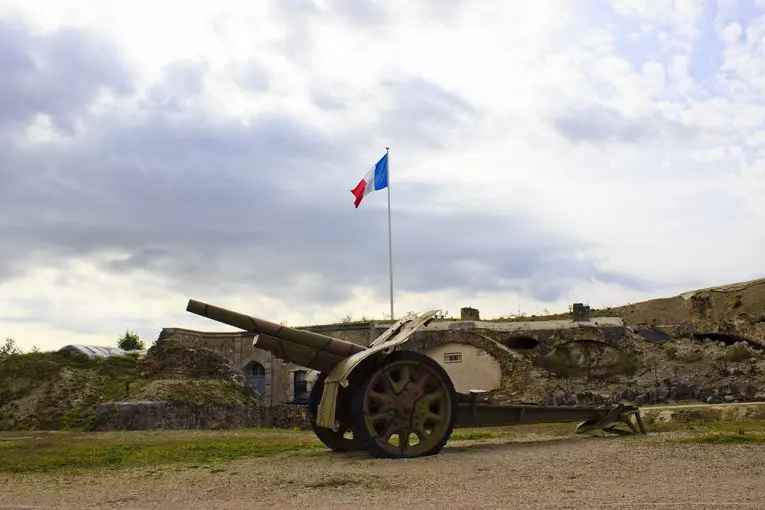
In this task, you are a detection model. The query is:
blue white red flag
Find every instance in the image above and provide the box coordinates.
[350,153,388,208]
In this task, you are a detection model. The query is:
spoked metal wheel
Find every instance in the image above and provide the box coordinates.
[350,350,457,459]
[308,373,360,452]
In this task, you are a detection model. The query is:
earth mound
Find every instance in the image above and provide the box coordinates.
[613,277,765,348]
[136,339,253,391]
[0,341,309,432]
[0,350,144,430]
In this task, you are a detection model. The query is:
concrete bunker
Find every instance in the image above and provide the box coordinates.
[422,341,501,393]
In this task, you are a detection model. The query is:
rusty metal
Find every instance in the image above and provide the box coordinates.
[455,391,645,434]
[185,299,647,459]
[186,299,366,373]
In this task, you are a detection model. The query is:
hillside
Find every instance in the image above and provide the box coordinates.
[0,340,271,431]
[0,350,144,430]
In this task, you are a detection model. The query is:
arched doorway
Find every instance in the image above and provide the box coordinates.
[247,362,266,396]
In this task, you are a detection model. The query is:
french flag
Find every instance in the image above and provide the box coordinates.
[350,153,388,208]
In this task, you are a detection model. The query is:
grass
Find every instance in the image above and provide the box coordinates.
[639,416,765,446]
[0,428,325,473]
[3,417,764,474]
[645,418,765,434]
[672,433,765,444]
[449,431,497,441]
[0,423,563,474]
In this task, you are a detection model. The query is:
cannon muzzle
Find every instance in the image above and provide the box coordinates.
[186,299,366,372]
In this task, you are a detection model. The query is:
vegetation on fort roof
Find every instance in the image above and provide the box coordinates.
[492,307,619,322]
[322,306,620,327]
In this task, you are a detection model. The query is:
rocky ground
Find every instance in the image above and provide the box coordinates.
[2,423,764,509]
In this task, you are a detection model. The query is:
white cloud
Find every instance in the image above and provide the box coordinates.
[2,0,765,352]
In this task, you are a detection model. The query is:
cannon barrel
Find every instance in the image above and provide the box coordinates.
[186,299,367,373]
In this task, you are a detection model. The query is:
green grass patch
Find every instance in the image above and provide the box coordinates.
[645,419,765,434]
[449,431,496,441]
[670,432,765,444]
[0,428,324,473]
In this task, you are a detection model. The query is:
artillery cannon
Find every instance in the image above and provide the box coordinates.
[186,299,646,459]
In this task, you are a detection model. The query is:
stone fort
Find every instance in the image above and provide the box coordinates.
[159,303,643,405]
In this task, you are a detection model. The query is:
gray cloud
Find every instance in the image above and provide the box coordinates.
[0,18,133,133]
[551,103,697,144]
[311,88,346,110]
[380,78,479,148]
[271,0,320,60]
[327,0,389,25]
[0,20,657,332]
[147,60,209,111]
[420,0,470,22]
[234,61,270,93]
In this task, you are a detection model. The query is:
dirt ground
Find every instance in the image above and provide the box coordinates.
[2,431,765,510]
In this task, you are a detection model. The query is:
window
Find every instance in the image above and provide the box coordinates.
[444,352,462,363]
[293,370,308,400]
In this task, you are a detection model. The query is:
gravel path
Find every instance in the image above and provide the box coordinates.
[2,434,764,509]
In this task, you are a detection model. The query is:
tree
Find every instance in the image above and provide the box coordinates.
[0,338,23,356]
[117,330,145,351]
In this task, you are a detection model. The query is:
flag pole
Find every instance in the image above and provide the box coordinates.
[386,146,394,320]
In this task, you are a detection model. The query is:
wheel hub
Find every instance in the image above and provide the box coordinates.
[358,357,453,457]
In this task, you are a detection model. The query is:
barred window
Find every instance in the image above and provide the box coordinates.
[444,352,462,363]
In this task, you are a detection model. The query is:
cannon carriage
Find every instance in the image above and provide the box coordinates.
[186,299,646,459]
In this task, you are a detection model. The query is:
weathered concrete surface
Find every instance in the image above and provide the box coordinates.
[615,277,765,348]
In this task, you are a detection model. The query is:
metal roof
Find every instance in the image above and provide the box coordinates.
[58,345,140,359]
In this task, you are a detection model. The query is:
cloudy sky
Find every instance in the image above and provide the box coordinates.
[1,0,764,352]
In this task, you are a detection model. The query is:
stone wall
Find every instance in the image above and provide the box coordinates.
[94,401,310,431]
[158,328,313,404]
[300,322,384,346]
